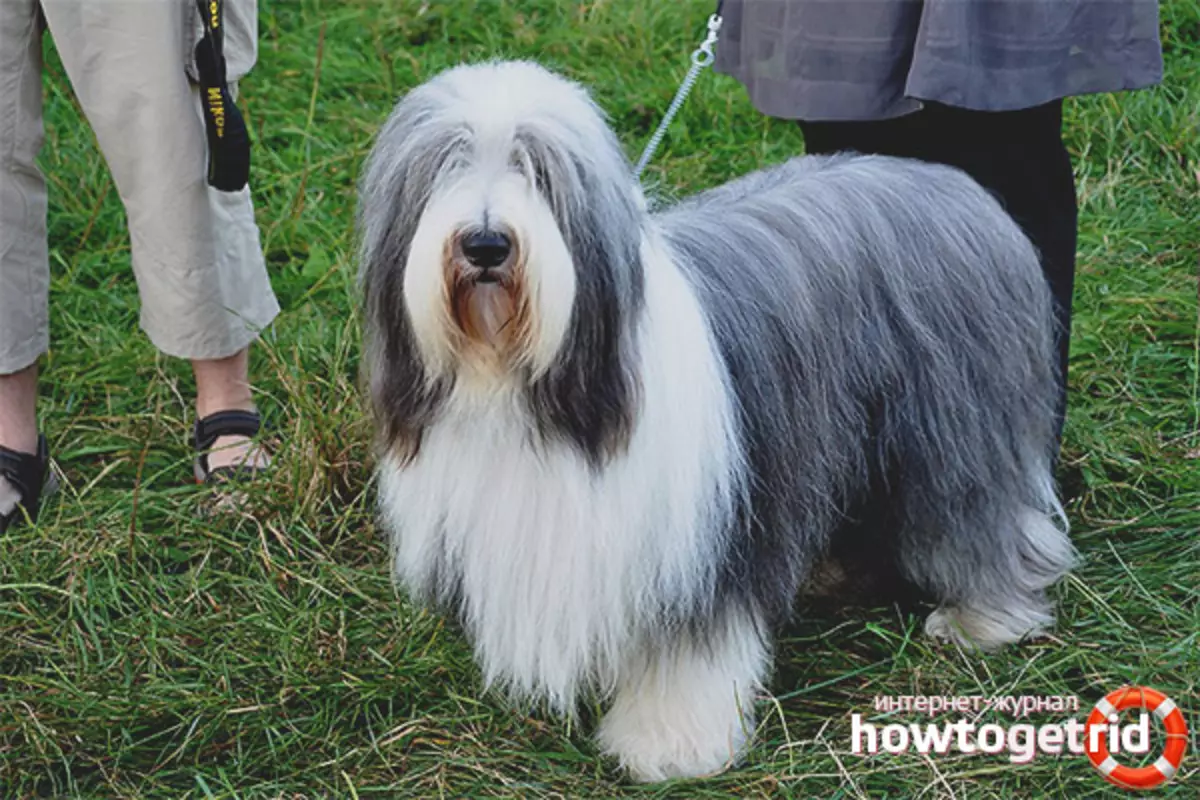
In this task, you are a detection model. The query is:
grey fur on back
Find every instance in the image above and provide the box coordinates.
[655,154,1063,626]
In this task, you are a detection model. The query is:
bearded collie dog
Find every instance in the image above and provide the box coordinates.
[357,61,1074,782]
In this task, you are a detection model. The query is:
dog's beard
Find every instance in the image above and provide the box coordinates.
[451,277,520,350]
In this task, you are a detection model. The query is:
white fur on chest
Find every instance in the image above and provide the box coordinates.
[377,236,742,710]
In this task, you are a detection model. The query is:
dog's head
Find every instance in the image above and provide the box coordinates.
[359,61,645,462]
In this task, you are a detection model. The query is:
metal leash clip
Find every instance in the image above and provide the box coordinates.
[691,14,724,67]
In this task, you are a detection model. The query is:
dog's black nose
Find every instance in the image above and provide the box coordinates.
[461,230,512,269]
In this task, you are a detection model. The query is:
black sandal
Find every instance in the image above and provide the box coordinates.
[192,410,270,484]
[0,434,58,533]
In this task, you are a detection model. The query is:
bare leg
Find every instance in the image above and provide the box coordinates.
[0,363,40,515]
[191,348,270,471]
[0,363,38,455]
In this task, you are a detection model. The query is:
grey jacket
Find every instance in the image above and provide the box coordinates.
[714,0,1164,121]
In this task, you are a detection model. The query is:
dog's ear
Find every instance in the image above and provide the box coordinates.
[360,262,448,464]
[515,129,645,466]
[358,109,466,460]
[360,212,449,463]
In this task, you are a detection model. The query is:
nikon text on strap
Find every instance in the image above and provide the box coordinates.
[194,0,251,192]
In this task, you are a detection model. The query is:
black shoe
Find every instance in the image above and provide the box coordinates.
[0,434,58,533]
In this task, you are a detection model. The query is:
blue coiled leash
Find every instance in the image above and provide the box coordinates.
[633,1,725,180]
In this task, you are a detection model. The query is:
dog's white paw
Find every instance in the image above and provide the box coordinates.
[597,695,751,782]
[597,612,767,782]
[925,601,1053,651]
[925,607,981,648]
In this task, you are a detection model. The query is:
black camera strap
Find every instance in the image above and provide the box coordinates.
[194,0,251,191]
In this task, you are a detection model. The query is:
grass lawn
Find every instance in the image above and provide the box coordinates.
[2,0,1198,796]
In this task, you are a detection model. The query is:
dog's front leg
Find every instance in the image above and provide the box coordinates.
[596,608,769,782]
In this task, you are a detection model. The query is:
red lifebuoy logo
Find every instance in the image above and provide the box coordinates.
[1085,686,1188,790]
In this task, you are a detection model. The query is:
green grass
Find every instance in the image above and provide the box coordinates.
[2,0,1198,796]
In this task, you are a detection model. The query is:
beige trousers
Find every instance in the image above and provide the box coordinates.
[0,0,279,375]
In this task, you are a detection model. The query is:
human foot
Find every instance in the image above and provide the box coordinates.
[191,350,271,483]
[0,435,58,532]
[193,410,271,483]
[0,365,48,530]
[204,435,271,471]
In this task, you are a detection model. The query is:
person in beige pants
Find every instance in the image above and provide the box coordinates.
[0,0,279,529]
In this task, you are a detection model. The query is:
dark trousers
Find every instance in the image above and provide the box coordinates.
[799,101,1078,443]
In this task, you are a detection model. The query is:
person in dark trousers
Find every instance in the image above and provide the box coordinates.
[715,0,1164,444]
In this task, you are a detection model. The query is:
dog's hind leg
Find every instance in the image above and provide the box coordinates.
[899,470,1076,651]
[921,504,1076,649]
[596,608,769,782]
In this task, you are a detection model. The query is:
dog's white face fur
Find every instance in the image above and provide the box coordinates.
[398,62,635,387]
[403,150,574,383]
